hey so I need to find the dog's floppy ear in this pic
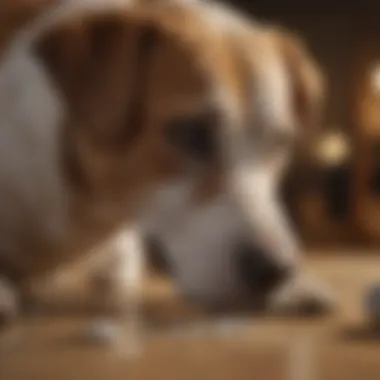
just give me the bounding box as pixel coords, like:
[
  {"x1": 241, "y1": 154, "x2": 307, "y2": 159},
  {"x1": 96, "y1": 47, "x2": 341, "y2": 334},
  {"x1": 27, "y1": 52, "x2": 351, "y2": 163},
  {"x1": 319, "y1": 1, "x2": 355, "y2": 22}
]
[
  {"x1": 35, "y1": 14, "x2": 126, "y2": 109},
  {"x1": 34, "y1": 13, "x2": 158, "y2": 147},
  {"x1": 276, "y1": 30, "x2": 324, "y2": 130}
]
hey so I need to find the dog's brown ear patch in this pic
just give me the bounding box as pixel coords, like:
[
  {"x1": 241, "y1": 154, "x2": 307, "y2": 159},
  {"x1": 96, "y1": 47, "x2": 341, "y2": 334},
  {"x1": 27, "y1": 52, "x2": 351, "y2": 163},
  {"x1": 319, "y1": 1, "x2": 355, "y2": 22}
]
[
  {"x1": 34, "y1": 12, "x2": 162, "y2": 150},
  {"x1": 276, "y1": 31, "x2": 325, "y2": 130},
  {"x1": 35, "y1": 14, "x2": 127, "y2": 110}
]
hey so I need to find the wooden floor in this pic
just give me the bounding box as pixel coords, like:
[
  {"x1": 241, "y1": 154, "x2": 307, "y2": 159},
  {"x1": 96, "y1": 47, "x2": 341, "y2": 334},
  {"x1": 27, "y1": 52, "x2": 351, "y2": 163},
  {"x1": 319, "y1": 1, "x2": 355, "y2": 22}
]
[{"x1": 2, "y1": 252, "x2": 380, "y2": 380}]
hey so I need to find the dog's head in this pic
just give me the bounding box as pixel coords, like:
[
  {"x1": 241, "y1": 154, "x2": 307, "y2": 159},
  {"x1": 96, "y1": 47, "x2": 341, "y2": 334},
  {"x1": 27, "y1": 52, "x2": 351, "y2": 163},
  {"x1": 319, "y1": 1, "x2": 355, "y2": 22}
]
[{"x1": 33, "y1": 1, "x2": 323, "y2": 306}]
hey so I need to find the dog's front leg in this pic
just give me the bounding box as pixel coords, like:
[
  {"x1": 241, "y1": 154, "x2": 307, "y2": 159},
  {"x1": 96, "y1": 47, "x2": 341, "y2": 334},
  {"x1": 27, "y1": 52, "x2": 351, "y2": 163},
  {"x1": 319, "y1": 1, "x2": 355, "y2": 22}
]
[{"x1": 87, "y1": 227, "x2": 145, "y2": 357}]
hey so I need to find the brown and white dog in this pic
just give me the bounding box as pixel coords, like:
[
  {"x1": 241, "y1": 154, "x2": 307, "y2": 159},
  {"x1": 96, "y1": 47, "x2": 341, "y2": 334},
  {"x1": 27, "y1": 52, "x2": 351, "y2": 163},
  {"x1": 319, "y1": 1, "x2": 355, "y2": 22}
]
[{"x1": 0, "y1": 0, "x2": 333, "y2": 347}]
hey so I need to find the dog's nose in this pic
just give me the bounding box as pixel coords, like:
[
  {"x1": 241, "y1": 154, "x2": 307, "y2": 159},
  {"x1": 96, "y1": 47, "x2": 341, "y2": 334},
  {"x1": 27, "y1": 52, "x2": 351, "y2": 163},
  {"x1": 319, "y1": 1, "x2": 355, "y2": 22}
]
[{"x1": 236, "y1": 245, "x2": 291, "y2": 294}]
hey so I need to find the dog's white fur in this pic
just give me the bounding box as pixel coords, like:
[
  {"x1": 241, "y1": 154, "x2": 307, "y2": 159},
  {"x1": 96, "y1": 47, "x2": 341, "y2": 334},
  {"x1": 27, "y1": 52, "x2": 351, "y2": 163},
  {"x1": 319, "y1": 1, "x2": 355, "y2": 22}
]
[{"x1": 0, "y1": 33, "x2": 66, "y2": 264}]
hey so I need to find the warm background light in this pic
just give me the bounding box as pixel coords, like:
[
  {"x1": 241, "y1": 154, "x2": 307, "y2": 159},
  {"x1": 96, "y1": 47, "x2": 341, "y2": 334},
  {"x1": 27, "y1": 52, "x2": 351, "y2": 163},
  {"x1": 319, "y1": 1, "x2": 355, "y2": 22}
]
[
  {"x1": 370, "y1": 65, "x2": 380, "y2": 94},
  {"x1": 315, "y1": 129, "x2": 352, "y2": 166}
]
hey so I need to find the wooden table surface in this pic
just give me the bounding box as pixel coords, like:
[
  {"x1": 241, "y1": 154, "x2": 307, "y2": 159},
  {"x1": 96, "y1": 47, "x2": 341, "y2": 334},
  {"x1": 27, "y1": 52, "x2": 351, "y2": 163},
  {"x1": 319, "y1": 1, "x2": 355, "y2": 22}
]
[{"x1": 1, "y1": 252, "x2": 380, "y2": 380}]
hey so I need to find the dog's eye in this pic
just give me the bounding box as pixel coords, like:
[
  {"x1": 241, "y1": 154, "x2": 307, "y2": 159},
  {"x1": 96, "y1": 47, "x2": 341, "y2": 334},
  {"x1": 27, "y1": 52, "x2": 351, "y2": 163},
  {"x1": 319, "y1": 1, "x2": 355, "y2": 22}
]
[{"x1": 166, "y1": 112, "x2": 218, "y2": 161}]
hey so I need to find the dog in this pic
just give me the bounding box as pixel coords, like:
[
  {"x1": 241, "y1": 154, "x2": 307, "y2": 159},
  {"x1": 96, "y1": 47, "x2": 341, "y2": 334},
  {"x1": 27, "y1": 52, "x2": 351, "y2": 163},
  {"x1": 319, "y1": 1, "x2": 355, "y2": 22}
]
[{"x1": 0, "y1": 0, "x2": 333, "y2": 350}]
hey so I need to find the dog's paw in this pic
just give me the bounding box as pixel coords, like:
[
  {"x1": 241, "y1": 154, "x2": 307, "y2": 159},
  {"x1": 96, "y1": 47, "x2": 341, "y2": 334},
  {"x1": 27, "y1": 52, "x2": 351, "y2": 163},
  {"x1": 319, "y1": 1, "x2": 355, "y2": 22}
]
[{"x1": 268, "y1": 275, "x2": 336, "y2": 317}]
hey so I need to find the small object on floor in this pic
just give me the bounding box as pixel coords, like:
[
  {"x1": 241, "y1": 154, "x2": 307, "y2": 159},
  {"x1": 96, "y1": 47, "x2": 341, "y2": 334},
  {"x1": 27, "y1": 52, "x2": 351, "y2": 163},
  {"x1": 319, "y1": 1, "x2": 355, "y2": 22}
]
[
  {"x1": 82, "y1": 320, "x2": 142, "y2": 359},
  {"x1": 212, "y1": 317, "x2": 252, "y2": 337},
  {"x1": 83, "y1": 319, "x2": 122, "y2": 345},
  {"x1": 365, "y1": 285, "x2": 380, "y2": 330}
]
